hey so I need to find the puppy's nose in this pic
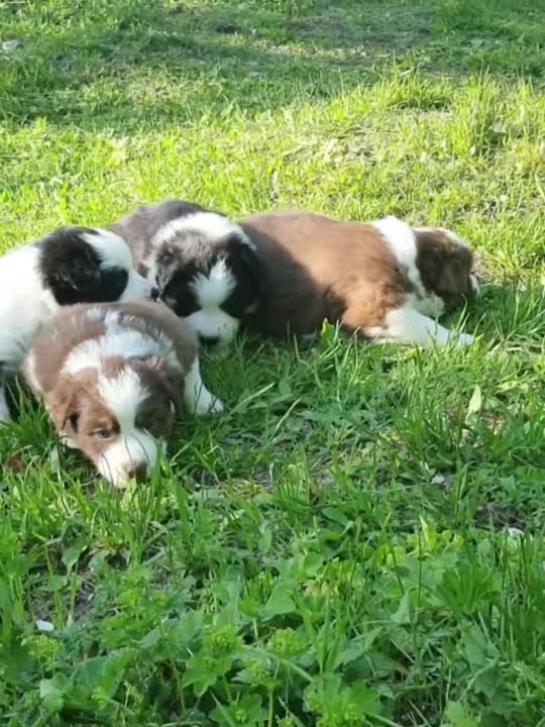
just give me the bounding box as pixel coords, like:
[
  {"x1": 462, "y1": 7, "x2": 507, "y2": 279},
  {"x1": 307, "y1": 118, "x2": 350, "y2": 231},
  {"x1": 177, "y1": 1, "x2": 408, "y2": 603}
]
[
  {"x1": 199, "y1": 334, "x2": 220, "y2": 347},
  {"x1": 150, "y1": 287, "x2": 160, "y2": 301},
  {"x1": 125, "y1": 462, "x2": 148, "y2": 482}
]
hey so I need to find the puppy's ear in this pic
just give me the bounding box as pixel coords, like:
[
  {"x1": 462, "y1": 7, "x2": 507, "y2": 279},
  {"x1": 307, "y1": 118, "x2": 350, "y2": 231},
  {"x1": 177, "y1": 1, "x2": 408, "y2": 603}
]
[
  {"x1": 225, "y1": 233, "x2": 261, "y2": 286},
  {"x1": 47, "y1": 382, "x2": 83, "y2": 436},
  {"x1": 147, "y1": 356, "x2": 184, "y2": 409},
  {"x1": 154, "y1": 244, "x2": 180, "y2": 289},
  {"x1": 437, "y1": 259, "x2": 468, "y2": 295}
]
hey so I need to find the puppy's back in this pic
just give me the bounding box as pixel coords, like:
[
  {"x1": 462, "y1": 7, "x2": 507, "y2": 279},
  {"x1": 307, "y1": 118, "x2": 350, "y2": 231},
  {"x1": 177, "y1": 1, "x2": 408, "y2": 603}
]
[
  {"x1": 240, "y1": 211, "x2": 400, "y2": 336},
  {"x1": 111, "y1": 200, "x2": 206, "y2": 265},
  {"x1": 25, "y1": 301, "x2": 197, "y2": 397}
]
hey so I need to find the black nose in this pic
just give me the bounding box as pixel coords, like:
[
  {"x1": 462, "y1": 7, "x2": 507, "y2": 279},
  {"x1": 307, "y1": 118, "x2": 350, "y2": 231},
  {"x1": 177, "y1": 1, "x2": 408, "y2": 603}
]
[
  {"x1": 150, "y1": 287, "x2": 160, "y2": 301},
  {"x1": 199, "y1": 335, "x2": 220, "y2": 347},
  {"x1": 125, "y1": 462, "x2": 148, "y2": 482}
]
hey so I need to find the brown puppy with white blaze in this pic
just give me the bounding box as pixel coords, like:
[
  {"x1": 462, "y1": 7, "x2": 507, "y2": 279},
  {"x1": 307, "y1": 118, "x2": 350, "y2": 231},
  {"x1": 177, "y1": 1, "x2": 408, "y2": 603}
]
[
  {"x1": 240, "y1": 212, "x2": 479, "y2": 347},
  {"x1": 24, "y1": 301, "x2": 223, "y2": 487}
]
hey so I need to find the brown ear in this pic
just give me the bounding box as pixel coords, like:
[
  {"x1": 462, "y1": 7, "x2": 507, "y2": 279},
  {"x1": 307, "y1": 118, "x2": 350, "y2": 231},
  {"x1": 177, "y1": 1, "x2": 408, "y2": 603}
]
[
  {"x1": 438, "y1": 260, "x2": 467, "y2": 295},
  {"x1": 148, "y1": 356, "x2": 184, "y2": 409},
  {"x1": 46, "y1": 381, "x2": 82, "y2": 436}
]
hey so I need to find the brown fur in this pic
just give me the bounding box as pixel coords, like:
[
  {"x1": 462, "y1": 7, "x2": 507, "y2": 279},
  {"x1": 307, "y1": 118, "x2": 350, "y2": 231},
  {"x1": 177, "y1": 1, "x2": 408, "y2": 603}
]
[
  {"x1": 24, "y1": 301, "x2": 196, "y2": 477},
  {"x1": 240, "y1": 211, "x2": 476, "y2": 337}
]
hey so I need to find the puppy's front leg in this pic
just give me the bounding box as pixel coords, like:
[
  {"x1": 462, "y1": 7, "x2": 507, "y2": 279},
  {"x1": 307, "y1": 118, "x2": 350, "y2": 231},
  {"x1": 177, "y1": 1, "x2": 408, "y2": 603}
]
[
  {"x1": 183, "y1": 357, "x2": 224, "y2": 415},
  {"x1": 0, "y1": 382, "x2": 10, "y2": 422},
  {"x1": 367, "y1": 307, "x2": 474, "y2": 348}
]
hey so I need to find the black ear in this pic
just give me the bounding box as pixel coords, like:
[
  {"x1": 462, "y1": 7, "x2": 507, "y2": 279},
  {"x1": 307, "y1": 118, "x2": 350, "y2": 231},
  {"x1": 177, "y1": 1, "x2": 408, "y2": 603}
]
[
  {"x1": 154, "y1": 244, "x2": 180, "y2": 289},
  {"x1": 40, "y1": 229, "x2": 106, "y2": 305},
  {"x1": 438, "y1": 257, "x2": 470, "y2": 295},
  {"x1": 226, "y1": 234, "x2": 261, "y2": 285}
]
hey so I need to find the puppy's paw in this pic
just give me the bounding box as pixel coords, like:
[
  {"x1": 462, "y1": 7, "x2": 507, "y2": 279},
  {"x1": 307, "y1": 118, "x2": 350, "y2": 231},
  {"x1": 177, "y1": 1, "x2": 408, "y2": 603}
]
[
  {"x1": 60, "y1": 434, "x2": 79, "y2": 449},
  {"x1": 457, "y1": 332, "x2": 475, "y2": 347},
  {"x1": 188, "y1": 388, "x2": 224, "y2": 416}
]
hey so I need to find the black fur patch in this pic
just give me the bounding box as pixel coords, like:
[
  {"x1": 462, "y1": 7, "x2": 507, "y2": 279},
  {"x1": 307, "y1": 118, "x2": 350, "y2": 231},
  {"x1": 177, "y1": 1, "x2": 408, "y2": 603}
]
[
  {"x1": 158, "y1": 232, "x2": 261, "y2": 319},
  {"x1": 220, "y1": 234, "x2": 261, "y2": 317},
  {"x1": 39, "y1": 227, "x2": 129, "y2": 305}
]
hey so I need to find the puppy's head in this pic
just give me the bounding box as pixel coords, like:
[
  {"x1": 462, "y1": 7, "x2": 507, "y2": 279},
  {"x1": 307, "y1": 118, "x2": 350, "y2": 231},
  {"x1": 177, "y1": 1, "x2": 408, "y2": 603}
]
[
  {"x1": 48, "y1": 358, "x2": 180, "y2": 487},
  {"x1": 40, "y1": 227, "x2": 158, "y2": 306},
  {"x1": 414, "y1": 227, "x2": 479, "y2": 310},
  {"x1": 148, "y1": 212, "x2": 260, "y2": 350}
]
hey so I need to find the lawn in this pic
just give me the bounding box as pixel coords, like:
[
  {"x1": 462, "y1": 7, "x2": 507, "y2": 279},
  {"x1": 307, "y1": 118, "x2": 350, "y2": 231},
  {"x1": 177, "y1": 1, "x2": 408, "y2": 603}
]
[{"x1": 2, "y1": 0, "x2": 545, "y2": 724}]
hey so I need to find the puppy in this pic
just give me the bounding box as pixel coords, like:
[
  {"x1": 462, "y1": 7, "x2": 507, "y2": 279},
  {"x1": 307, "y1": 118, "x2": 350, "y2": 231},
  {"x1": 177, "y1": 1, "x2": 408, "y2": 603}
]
[
  {"x1": 111, "y1": 200, "x2": 260, "y2": 350},
  {"x1": 0, "y1": 227, "x2": 157, "y2": 422},
  {"x1": 241, "y1": 212, "x2": 479, "y2": 347},
  {"x1": 112, "y1": 201, "x2": 478, "y2": 349},
  {"x1": 24, "y1": 301, "x2": 223, "y2": 487}
]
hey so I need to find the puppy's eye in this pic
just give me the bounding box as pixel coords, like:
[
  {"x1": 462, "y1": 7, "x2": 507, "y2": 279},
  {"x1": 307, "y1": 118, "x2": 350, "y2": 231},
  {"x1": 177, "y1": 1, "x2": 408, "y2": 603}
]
[{"x1": 93, "y1": 428, "x2": 114, "y2": 440}]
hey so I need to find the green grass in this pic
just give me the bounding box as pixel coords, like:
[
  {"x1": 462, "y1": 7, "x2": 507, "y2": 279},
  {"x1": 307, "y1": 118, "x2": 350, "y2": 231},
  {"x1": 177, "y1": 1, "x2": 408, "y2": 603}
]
[{"x1": 3, "y1": 0, "x2": 545, "y2": 724}]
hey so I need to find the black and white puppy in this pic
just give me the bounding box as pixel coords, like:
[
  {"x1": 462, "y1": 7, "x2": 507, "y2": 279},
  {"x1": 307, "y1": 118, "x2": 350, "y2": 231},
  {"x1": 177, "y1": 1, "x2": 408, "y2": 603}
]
[
  {"x1": 0, "y1": 227, "x2": 157, "y2": 422},
  {"x1": 111, "y1": 200, "x2": 260, "y2": 350}
]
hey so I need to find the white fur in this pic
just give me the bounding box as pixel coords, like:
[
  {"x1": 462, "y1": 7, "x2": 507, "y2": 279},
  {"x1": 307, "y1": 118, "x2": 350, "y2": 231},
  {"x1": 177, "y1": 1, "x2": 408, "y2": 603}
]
[
  {"x1": 84, "y1": 229, "x2": 154, "y2": 301},
  {"x1": 98, "y1": 432, "x2": 159, "y2": 488},
  {"x1": 64, "y1": 313, "x2": 180, "y2": 375},
  {"x1": 0, "y1": 245, "x2": 57, "y2": 371},
  {"x1": 64, "y1": 330, "x2": 168, "y2": 374},
  {"x1": 83, "y1": 229, "x2": 134, "y2": 270},
  {"x1": 152, "y1": 212, "x2": 254, "y2": 249},
  {"x1": 185, "y1": 308, "x2": 240, "y2": 346},
  {"x1": 183, "y1": 357, "x2": 223, "y2": 415},
  {"x1": 184, "y1": 259, "x2": 240, "y2": 346},
  {"x1": 413, "y1": 294, "x2": 445, "y2": 318},
  {"x1": 367, "y1": 305, "x2": 475, "y2": 348},
  {"x1": 121, "y1": 269, "x2": 155, "y2": 301},
  {"x1": 24, "y1": 351, "x2": 41, "y2": 394},
  {"x1": 0, "y1": 384, "x2": 10, "y2": 422},
  {"x1": 373, "y1": 216, "x2": 426, "y2": 297},
  {"x1": 470, "y1": 274, "x2": 480, "y2": 296},
  {"x1": 371, "y1": 216, "x2": 476, "y2": 346},
  {"x1": 190, "y1": 259, "x2": 236, "y2": 307},
  {"x1": 96, "y1": 367, "x2": 159, "y2": 487},
  {"x1": 0, "y1": 230, "x2": 154, "y2": 421}
]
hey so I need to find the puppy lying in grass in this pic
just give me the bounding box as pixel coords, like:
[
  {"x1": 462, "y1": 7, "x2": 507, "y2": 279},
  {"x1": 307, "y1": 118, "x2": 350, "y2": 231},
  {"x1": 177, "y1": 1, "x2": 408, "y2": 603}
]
[
  {"x1": 0, "y1": 226, "x2": 157, "y2": 423},
  {"x1": 112, "y1": 200, "x2": 479, "y2": 350},
  {"x1": 24, "y1": 301, "x2": 222, "y2": 487}
]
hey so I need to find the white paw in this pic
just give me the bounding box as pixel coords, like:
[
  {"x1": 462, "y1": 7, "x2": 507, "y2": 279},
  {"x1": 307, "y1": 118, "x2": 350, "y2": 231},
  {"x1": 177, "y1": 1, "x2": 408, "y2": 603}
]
[
  {"x1": 187, "y1": 388, "x2": 224, "y2": 416},
  {"x1": 60, "y1": 434, "x2": 79, "y2": 449},
  {"x1": 457, "y1": 333, "x2": 475, "y2": 347}
]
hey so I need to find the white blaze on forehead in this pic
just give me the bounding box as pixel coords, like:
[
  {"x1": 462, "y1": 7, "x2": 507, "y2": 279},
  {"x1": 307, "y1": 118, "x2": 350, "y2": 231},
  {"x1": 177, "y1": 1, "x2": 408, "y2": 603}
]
[
  {"x1": 190, "y1": 258, "x2": 236, "y2": 308},
  {"x1": 153, "y1": 212, "x2": 253, "y2": 248},
  {"x1": 372, "y1": 216, "x2": 425, "y2": 297},
  {"x1": 98, "y1": 366, "x2": 148, "y2": 428},
  {"x1": 63, "y1": 314, "x2": 180, "y2": 375},
  {"x1": 96, "y1": 367, "x2": 160, "y2": 487},
  {"x1": 82, "y1": 229, "x2": 133, "y2": 271}
]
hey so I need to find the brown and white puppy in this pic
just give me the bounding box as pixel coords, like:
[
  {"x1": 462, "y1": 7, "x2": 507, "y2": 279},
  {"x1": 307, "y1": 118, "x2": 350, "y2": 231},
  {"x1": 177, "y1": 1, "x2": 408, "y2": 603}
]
[
  {"x1": 24, "y1": 301, "x2": 222, "y2": 487},
  {"x1": 240, "y1": 212, "x2": 479, "y2": 347}
]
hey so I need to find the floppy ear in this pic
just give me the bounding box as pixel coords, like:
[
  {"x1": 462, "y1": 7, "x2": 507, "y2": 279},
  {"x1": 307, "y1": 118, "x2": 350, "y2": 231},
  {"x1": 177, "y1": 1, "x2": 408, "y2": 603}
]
[
  {"x1": 46, "y1": 382, "x2": 83, "y2": 436},
  {"x1": 147, "y1": 356, "x2": 184, "y2": 409},
  {"x1": 438, "y1": 261, "x2": 464, "y2": 294},
  {"x1": 53, "y1": 248, "x2": 103, "y2": 298},
  {"x1": 226, "y1": 234, "x2": 262, "y2": 288},
  {"x1": 154, "y1": 244, "x2": 180, "y2": 289}
]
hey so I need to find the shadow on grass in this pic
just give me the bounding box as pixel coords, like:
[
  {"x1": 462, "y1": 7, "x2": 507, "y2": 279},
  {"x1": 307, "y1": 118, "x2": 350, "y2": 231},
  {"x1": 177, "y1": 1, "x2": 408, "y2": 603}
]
[{"x1": 1, "y1": 0, "x2": 545, "y2": 132}]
